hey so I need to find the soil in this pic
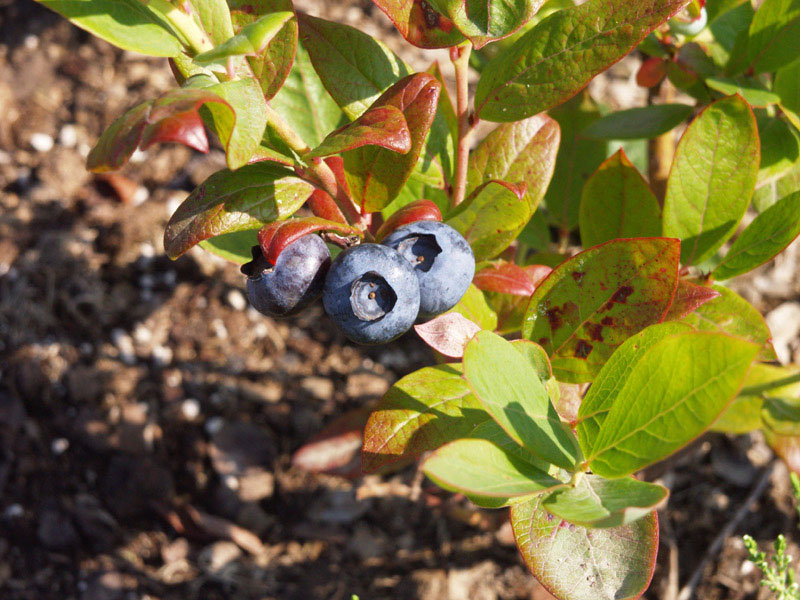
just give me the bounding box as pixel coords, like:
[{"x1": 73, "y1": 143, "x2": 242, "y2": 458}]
[{"x1": 1, "y1": 1, "x2": 799, "y2": 599}]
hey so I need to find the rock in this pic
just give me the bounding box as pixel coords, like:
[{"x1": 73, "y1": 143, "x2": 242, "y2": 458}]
[
  {"x1": 236, "y1": 470, "x2": 275, "y2": 503},
  {"x1": 72, "y1": 495, "x2": 118, "y2": 552},
  {"x1": 198, "y1": 541, "x2": 242, "y2": 573},
  {"x1": 209, "y1": 422, "x2": 276, "y2": 477},
  {"x1": 300, "y1": 376, "x2": 334, "y2": 401},
  {"x1": 345, "y1": 371, "x2": 390, "y2": 399},
  {"x1": 81, "y1": 571, "x2": 136, "y2": 600},
  {"x1": 447, "y1": 561, "x2": 500, "y2": 600},
  {"x1": 226, "y1": 289, "x2": 247, "y2": 311},
  {"x1": 29, "y1": 132, "x2": 54, "y2": 152},
  {"x1": 101, "y1": 455, "x2": 174, "y2": 519},
  {"x1": 765, "y1": 302, "x2": 800, "y2": 364},
  {"x1": 346, "y1": 523, "x2": 387, "y2": 561},
  {"x1": 162, "y1": 537, "x2": 190, "y2": 564},
  {"x1": 37, "y1": 508, "x2": 79, "y2": 550}
]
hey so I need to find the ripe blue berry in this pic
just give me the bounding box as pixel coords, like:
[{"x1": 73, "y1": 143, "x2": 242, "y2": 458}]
[
  {"x1": 243, "y1": 234, "x2": 331, "y2": 317},
  {"x1": 323, "y1": 244, "x2": 420, "y2": 345},
  {"x1": 382, "y1": 221, "x2": 475, "y2": 321}
]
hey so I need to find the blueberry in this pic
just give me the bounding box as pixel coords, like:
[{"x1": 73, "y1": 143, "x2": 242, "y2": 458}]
[
  {"x1": 242, "y1": 234, "x2": 331, "y2": 317},
  {"x1": 323, "y1": 244, "x2": 420, "y2": 345},
  {"x1": 381, "y1": 221, "x2": 475, "y2": 320},
  {"x1": 669, "y1": 7, "x2": 707, "y2": 36}
]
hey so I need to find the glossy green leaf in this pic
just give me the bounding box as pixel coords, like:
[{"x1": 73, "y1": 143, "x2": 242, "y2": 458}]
[
  {"x1": 511, "y1": 498, "x2": 658, "y2": 600},
  {"x1": 663, "y1": 95, "x2": 760, "y2": 266},
  {"x1": 269, "y1": 41, "x2": 345, "y2": 148},
  {"x1": 189, "y1": 0, "x2": 235, "y2": 46},
  {"x1": 579, "y1": 150, "x2": 662, "y2": 248},
  {"x1": 446, "y1": 181, "x2": 532, "y2": 261},
  {"x1": 463, "y1": 331, "x2": 580, "y2": 470},
  {"x1": 585, "y1": 332, "x2": 759, "y2": 478},
  {"x1": 343, "y1": 74, "x2": 441, "y2": 212},
  {"x1": 193, "y1": 11, "x2": 294, "y2": 63},
  {"x1": 713, "y1": 191, "x2": 800, "y2": 280},
  {"x1": 36, "y1": 0, "x2": 183, "y2": 56},
  {"x1": 430, "y1": 0, "x2": 544, "y2": 49},
  {"x1": 163, "y1": 163, "x2": 314, "y2": 259},
  {"x1": 755, "y1": 161, "x2": 800, "y2": 212},
  {"x1": 466, "y1": 113, "x2": 560, "y2": 212},
  {"x1": 422, "y1": 438, "x2": 563, "y2": 501},
  {"x1": 582, "y1": 104, "x2": 693, "y2": 140},
  {"x1": 306, "y1": 105, "x2": 410, "y2": 159},
  {"x1": 757, "y1": 116, "x2": 800, "y2": 186},
  {"x1": 198, "y1": 228, "x2": 259, "y2": 264},
  {"x1": 447, "y1": 284, "x2": 499, "y2": 331},
  {"x1": 708, "y1": 1, "x2": 753, "y2": 68},
  {"x1": 545, "y1": 92, "x2": 608, "y2": 233},
  {"x1": 474, "y1": 0, "x2": 690, "y2": 122},
  {"x1": 763, "y1": 397, "x2": 800, "y2": 436},
  {"x1": 370, "y1": 0, "x2": 466, "y2": 48},
  {"x1": 776, "y1": 61, "x2": 800, "y2": 119},
  {"x1": 298, "y1": 13, "x2": 411, "y2": 120},
  {"x1": 746, "y1": 0, "x2": 800, "y2": 74},
  {"x1": 362, "y1": 364, "x2": 487, "y2": 473},
  {"x1": 706, "y1": 77, "x2": 780, "y2": 107},
  {"x1": 680, "y1": 284, "x2": 777, "y2": 361},
  {"x1": 541, "y1": 475, "x2": 668, "y2": 528},
  {"x1": 229, "y1": 0, "x2": 298, "y2": 100},
  {"x1": 576, "y1": 323, "x2": 692, "y2": 457},
  {"x1": 523, "y1": 238, "x2": 680, "y2": 384}
]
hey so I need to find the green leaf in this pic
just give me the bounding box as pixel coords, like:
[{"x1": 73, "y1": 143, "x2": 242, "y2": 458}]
[
  {"x1": 576, "y1": 322, "x2": 692, "y2": 457},
  {"x1": 163, "y1": 163, "x2": 314, "y2": 259},
  {"x1": 430, "y1": 0, "x2": 545, "y2": 49},
  {"x1": 447, "y1": 284, "x2": 498, "y2": 331},
  {"x1": 680, "y1": 284, "x2": 777, "y2": 361},
  {"x1": 370, "y1": 0, "x2": 466, "y2": 48},
  {"x1": 193, "y1": 11, "x2": 294, "y2": 63},
  {"x1": 269, "y1": 41, "x2": 345, "y2": 148},
  {"x1": 343, "y1": 74, "x2": 442, "y2": 212},
  {"x1": 198, "y1": 228, "x2": 259, "y2": 264},
  {"x1": 541, "y1": 475, "x2": 668, "y2": 528},
  {"x1": 706, "y1": 77, "x2": 781, "y2": 107},
  {"x1": 584, "y1": 331, "x2": 759, "y2": 478},
  {"x1": 523, "y1": 238, "x2": 681, "y2": 384},
  {"x1": 189, "y1": 0, "x2": 235, "y2": 46},
  {"x1": 466, "y1": 113, "x2": 560, "y2": 212},
  {"x1": 362, "y1": 364, "x2": 487, "y2": 473},
  {"x1": 663, "y1": 95, "x2": 760, "y2": 266},
  {"x1": 763, "y1": 396, "x2": 800, "y2": 436},
  {"x1": 775, "y1": 61, "x2": 800, "y2": 119},
  {"x1": 511, "y1": 498, "x2": 658, "y2": 600},
  {"x1": 582, "y1": 104, "x2": 693, "y2": 140},
  {"x1": 746, "y1": 0, "x2": 800, "y2": 74},
  {"x1": 463, "y1": 331, "x2": 580, "y2": 470},
  {"x1": 229, "y1": 1, "x2": 298, "y2": 100},
  {"x1": 201, "y1": 77, "x2": 269, "y2": 170},
  {"x1": 422, "y1": 438, "x2": 563, "y2": 501},
  {"x1": 446, "y1": 181, "x2": 533, "y2": 261},
  {"x1": 708, "y1": 1, "x2": 753, "y2": 68},
  {"x1": 545, "y1": 92, "x2": 608, "y2": 233},
  {"x1": 474, "y1": 0, "x2": 691, "y2": 122},
  {"x1": 757, "y1": 116, "x2": 800, "y2": 186},
  {"x1": 578, "y1": 150, "x2": 662, "y2": 248},
  {"x1": 306, "y1": 105, "x2": 411, "y2": 159},
  {"x1": 713, "y1": 191, "x2": 800, "y2": 280},
  {"x1": 754, "y1": 161, "x2": 800, "y2": 212},
  {"x1": 298, "y1": 13, "x2": 411, "y2": 120},
  {"x1": 36, "y1": 0, "x2": 183, "y2": 57}
]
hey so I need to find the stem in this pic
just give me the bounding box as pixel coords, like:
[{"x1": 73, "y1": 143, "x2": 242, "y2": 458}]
[
  {"x1": 451, "y1": 42, "x2": 474, "y2": 209},
  {"x1": 143, "y1": 0, "x2": 214, "y2": 55},
  {"x1": 647, "y1": 81, "x2": 676, "y2": 204},
  {"x1": 739, "y1": 372, "x2": 800, "y2": 398}
]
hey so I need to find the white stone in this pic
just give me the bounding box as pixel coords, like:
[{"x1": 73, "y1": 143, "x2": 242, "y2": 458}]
[
  {"x1": 30, "y1": 133, "x2": 54, "y2": 153},
  {"x1": 58, "y1": 124, "x2": 78, "y2": 148},
  {"x1": 226, "y1": 289, "x2": 247, "y2": 311},
  {"x1": 181, "y1": 399, "x2": 200, "y2": 420}
]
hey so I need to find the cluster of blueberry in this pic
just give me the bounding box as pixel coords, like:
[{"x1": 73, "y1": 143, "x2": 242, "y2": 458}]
[{"x1": 242, "y1": 221, "x2": 476, "y2": 344}]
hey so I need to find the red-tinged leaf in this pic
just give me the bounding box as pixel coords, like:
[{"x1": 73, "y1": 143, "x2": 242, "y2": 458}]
[
  {"x1": 247, "y1": 144, "x2": 294, "y2": 167},
  {"x1": 87, "y1": 88, "x2": 231, "y2": 172},
  {"x1": 473, "y1": 262, "x2": 551, "y2": 296},
  {"x1": 522, "y1": 238, "x2": 681, "y2": 383},
  {"x1": 663, "y1": 280, "x2": 720, "y2": 321},
  {"x1": 343, "y1": 74, "x2": 442, "y2": 212},
  {"x1": 361, "y1": 364, "x2": 488, "y2": 473},
  {"x1": 370, "y1": 0, "x2": 466, "y2": 48},
  {"x1": 292, "y1": 408, "x2": 372, "y2": 478},
  {"x1": 164, "y1": 163, "x2": 314, "y2": 259},
  {"x1": 375, "y1": 199, "x2": 443, "y2": 241},
  {"x1": 637, "y1": 57, "x2": 668, "y2": 87},
  {"x1": 306, "y1": 105, "x2": 411, "y2": 159},
  {"x1": 257, "y1": 217, "x2": 361, "y2": 264},
  {"x1": 474, "y1": 0, "x2": 691, "y2": 122},
  {"x1": 766, "y1": 431, "x2": 800, "y2": 474},
  {"x1": 306, "y1": 189, "x2": 348, "y2": 224},
  {"x1": 511, "y1": 498, "x2": 659, "y2": 600},
  {"x1": 229, "y1": 1, "x2": 298, "y2": 101},
  {"x1": 414, "y1": 313, "x2": 482, "y2": 358},
  {"x1": 433, "y1": 0, "x2": 545, "y2": 49},
  {"x1": 466, "y1": 114, "x2": 560, "y2": 212}
]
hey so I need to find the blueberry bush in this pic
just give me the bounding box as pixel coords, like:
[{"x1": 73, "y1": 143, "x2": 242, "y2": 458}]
[{"x1": 36, "y1": 0, "x2": 800, "y2": 597}]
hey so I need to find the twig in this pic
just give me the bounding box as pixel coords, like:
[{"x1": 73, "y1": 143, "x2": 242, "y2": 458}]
[
  {"x1": 450, "y1": 42, "x2": 473, "y2": 209},
  {"x1": 660, "y1": 508, "x2": 680, "y2": 600},
  {"x1": 676, "y1": 460, "x2": 776, "y2": 600}
]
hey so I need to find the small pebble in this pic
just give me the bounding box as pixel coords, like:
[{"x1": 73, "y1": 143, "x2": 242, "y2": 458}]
[
  {"x1": 132, "y1": 323, "x2": 152, "y2": 345},
  {"x1": 4, "y1": 504, "x2": 24, "y2": 519},
  {"x1": 130, "y1": 148, "x2": 147, "y2": 163},
  {"x1": 151, "y1": 345, "x2": 172, "y2": 367},
  {"x1": 205, "y1": 416, "x2": 225, "y2": 436},
  {"x1": 58, "y1": 124, "x2": 78, "y2": 148},
  {"x1": 24, "y1": 34, "x2": 38, "y2": 50},
  {"x1": 111, "y1": 328, "x2": 136, "y2": 365},
  {"x1": 181, "y1": 399, "x2": 200, "y2": 421},
  {"x1": 30, "y1": 133, "x2": 54, "y2": 153},
  {"x1": 226, "y1": 289, "x2": 247, "y2": 311},
  {"x1": 51, "y1": 438, "x2": 70, "y2": 455}
]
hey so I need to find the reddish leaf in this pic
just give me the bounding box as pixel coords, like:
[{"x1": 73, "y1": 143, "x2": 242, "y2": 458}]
[
  {"x1": 414, "y1": 313, "x2": 482, "y2": 358},
  {"x1": 663, "y1": 279, "x2": 720, "y2": 321},
  {"x1": 523, "y1": 238, "x2": 681, "y2": 383},
  {"x1": 374, "y1": 199, "x2": 443, "y2": 241},
  {"x1": 473, "y1": 262, "x2": 552, "y2": 296},
  {"x1": 371, "y1": 0, "x2": 466, "y2": 48},
  {"x1": 306, "y1": 189, "x2": 348, "y2": 224},
  {"x1": 257, "y1": 217, "x2": 361, "y2": 264},
  {"x1": 636, "y1": 57, "x2": 668, "y2": 88},
  {"x1": 343, "y1": 73, "x2": 442, "y2": 212},
  {"x1": 307, "y1": 105, "x2": 412, "y2": 159},
  {"x1": 292, "y1": 408, "x2": 373, "y2": 478},
  {"x1": 766, "y1": 431, "x2": 800, "y2": 474},
  {"x1": 87, "y1": 88, "x2": 231, "y2": 172}
]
